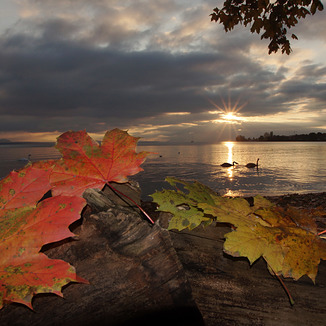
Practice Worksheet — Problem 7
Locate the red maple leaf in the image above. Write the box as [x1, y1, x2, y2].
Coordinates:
[0, 165, 51, 209]
[34, 129, 151, 196]
[0, 166, 87, 309]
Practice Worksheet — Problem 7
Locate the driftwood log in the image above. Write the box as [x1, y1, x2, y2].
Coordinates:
[1, 183, 326, 326]
[162, 221, 326, 325]
[151, 193, 326, 326]
[0, 182, 204, 326]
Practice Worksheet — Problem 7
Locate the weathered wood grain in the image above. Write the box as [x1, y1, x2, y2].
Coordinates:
[157, 203, 326, 326]
[1, 183, 325, 326]
[0, 183, 203, 326]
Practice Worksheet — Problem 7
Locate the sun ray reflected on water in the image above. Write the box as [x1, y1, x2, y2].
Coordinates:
[223, 141, 236, 180]
[1, 142, 326, 200]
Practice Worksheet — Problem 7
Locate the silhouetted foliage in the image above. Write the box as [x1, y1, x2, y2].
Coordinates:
[236, 132, 326, 141]
[211, 0, 324, 54]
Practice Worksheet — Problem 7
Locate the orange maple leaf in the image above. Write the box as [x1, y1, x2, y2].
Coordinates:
[0, 166, 87, 309]
[34, 129, 151, 196]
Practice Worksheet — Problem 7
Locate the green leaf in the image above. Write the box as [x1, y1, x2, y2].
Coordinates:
[152, 178, 326, 282]
[150, 177, 215, 230]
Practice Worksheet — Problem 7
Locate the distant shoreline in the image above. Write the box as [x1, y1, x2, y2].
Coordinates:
[0, 141, 55, 146]
[236, 132, 326, 142]
[236, 139, 326, 142]
[1, 138, 326, 147]
[1, 140, 326, 147]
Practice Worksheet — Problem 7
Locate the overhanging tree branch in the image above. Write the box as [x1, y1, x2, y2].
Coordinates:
[210, 0, 324, 54]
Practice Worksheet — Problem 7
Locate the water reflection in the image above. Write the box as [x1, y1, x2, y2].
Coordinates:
[224, 141, 234, 162]
[223, 189, 242, 197]
[223, 141, 236, 180]
[135, 142, 326, 199]
[1, 142, 326, 200]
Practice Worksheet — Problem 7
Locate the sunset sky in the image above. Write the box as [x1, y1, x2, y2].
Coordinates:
[0, 0, 325, 143]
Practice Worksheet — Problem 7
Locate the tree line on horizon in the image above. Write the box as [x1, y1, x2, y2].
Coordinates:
[236, 132, 326, 142]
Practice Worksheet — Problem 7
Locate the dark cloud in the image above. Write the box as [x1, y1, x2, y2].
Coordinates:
[0, 0, 325, 141]
[279, 65, 326, 107]
[0, 32, 285, 120]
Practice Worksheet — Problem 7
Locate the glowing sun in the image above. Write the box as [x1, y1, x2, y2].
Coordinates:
[206, 95, 247, 140]
[208, 96, 247, 124]
[222, 112, 243, 123]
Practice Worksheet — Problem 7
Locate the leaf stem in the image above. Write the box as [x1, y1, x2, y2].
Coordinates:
[264, 258, 295, 306]
[318, 229, 326, 236]
[106, 183, 155, 224]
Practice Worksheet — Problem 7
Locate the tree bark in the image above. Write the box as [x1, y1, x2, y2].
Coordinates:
[156, 196, 326, 326]
[0, 182, 204, 326]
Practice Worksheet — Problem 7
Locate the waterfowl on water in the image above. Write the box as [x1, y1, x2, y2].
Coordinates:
[221, 161, 238, 167]
[246, 158, 259, 168]
[18, 154, 31, 162]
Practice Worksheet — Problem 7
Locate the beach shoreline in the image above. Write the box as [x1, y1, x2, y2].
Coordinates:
[266, 191, 326, 210]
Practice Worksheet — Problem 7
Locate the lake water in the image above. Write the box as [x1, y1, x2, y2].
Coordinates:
[1, 142, 326, 200]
